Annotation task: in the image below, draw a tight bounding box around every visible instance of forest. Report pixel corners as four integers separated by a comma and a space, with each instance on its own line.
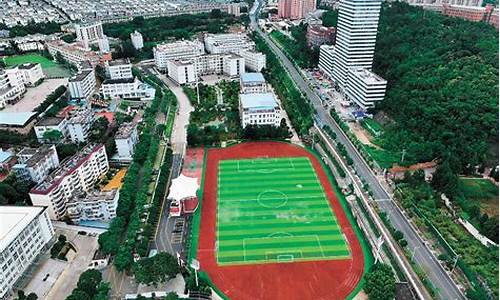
373, 2, 498, 180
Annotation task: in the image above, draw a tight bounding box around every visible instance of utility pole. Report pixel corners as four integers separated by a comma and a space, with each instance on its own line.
401, 148, 406, 163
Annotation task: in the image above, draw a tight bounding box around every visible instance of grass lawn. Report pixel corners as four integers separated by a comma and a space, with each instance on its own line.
459, 178, 499, 217
361, 118, 384, 137
4, 54, 72, 78
363, 145, 400, 169
216, 157, 350, 265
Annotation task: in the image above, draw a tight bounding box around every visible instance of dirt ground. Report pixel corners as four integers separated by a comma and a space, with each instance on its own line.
3, 78, 68, 113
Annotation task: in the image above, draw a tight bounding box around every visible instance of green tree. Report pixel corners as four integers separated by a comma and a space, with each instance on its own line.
43, 129, 63, 143
133, 253, 179, 286
77, 270, 102, 296
364, 263, 396, 300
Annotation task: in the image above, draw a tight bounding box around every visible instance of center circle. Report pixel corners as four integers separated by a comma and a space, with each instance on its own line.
257, 190, 288, 208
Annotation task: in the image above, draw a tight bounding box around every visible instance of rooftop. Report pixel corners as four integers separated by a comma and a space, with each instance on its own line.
0, 206, 45, 253
115, 122, 137, 139
350, 67, 387, 84
18, 63, 39, 69
103, 77, 135, 84
0, 150, 13, 163
70, 70, 93, 82
240, 93, 278, 109
0, 112, 37, 126
241, 72, 265, 83
36, 117, 65, 127
17, 145, 57, 168
108, 59, 131, 66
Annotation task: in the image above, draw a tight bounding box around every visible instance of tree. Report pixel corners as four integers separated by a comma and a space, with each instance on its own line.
56, 143, 78, 160
89, 117, 110, 143
77, 270, 102, 296
26, 293, 38, 300
43, 129, 63, 143
133, 253, 179, 286
432, 159, 459, 197
364, 263, 396, 300
65, 289, 92, 300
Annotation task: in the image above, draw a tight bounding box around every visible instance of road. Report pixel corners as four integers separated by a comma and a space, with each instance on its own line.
250, 3, 463, 300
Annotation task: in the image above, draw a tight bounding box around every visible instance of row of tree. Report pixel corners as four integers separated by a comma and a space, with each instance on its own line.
66, 270, 109, 300
33, 85, 67, 114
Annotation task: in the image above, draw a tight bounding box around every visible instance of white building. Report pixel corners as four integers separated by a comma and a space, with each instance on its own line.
239, 93, 281, 127
345, 67, 387, 110
68, 69, 96, 100
153, 40, 205, 72
114, 122, 138, 160
331, 0, 382, 89
67, 108, 95, 143
106, 59, 133, 80
17, 63, 44, 86
34, 117, 68, 143
130, 31, 144, 50
13, 145, 60, 183
46, 40, 100, 67
97, 36, 110, 53
240, 72, 267, 94
101, 78, 156, 101
240, 50, 266, 72
0, 206, 55, 299
167, 54, 245, 85
204, 33, 255, 54
75, 22, 105, 48
29, 144, 109, 220
319, 45, 335, 79
66, 189, 119, 224
0, 68, 26, 108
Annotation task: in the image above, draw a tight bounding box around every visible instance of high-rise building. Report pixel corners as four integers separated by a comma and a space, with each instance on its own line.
153, 40, 205, 72
345, 67, 387, 110
130, 31, 144, 50
0, 206, 55, 299
318, 45, 335, 79
278, 0, 317, 20
13, 145, 60, 183
75, 22, 105, 49
331, 0, 382, 89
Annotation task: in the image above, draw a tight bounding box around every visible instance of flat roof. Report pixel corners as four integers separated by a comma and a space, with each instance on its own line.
103, 78, 135, 84
0, 112, 37, 126
0, 206, 45, 253
70, 70, 93, 82
349, 67, 387, 84
240, 93, 278, 109
0, 150, 13, 163
36, 117, 64, 126
241, 72, 265, 83
18, 63, 39, 69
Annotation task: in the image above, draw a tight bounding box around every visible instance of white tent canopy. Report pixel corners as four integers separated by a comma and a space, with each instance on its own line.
167, 174, 199, 201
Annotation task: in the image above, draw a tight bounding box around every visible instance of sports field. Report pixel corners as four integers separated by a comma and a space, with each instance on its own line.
4, 54, 71, 78
216, 157, 350, 265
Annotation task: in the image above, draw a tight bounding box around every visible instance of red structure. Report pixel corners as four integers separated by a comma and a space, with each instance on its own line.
442, 3, 499, 29
197, 142, 365, 300
278, 0, 317, 19
306, 24, 336, 48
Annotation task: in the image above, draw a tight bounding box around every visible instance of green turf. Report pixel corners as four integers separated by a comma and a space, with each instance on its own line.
216, 157, 350, 265
4, 54, 71, 78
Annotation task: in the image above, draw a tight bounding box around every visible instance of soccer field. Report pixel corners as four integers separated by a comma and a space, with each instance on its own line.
216, 156, 350, 265
4, 54, 71, 78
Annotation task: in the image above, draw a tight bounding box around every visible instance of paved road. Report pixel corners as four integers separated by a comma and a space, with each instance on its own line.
250, 4, 463, 300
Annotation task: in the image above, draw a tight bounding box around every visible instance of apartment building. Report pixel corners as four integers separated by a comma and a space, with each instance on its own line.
345, 67, 387, 110
46, 40, 100, 67
34, 117, 68, 143
68, 69, 96, 100
66, 189, 119, 224
153, 40, 205, 72
106, 59, 133, 80
240, 50, 266, 72
240, 72, 267, 94
306, 25, 336, 48
29, 144, 109, 220
13, 145, 60, 183
167, 54, 245, 85
17, 63, 45, 86
67, 108, 95, 143
130, 31, 144, 50
239, 93, 281, 127
0, 206, 54, 299
278, 0, 317, 19
204, 33, 255, 54
115, 122, 139, 160
404, 0, 482, 7
0, 68, 26, 108
318, 45, 335, 79
101, 77, 156, 101
75, 22, 105, 48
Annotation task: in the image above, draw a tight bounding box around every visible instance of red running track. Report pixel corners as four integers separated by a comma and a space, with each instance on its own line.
197, 142, 364, 300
